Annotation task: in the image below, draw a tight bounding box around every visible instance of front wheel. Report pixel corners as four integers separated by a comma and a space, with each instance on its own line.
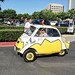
58, 50, 66, 56
23, 50, 36, 62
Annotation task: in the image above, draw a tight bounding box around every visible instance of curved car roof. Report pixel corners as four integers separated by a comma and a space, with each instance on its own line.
31, 24, 58, 30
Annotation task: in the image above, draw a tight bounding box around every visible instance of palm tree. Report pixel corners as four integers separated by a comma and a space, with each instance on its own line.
0, 0, 4, 10
0, 0, 4, 2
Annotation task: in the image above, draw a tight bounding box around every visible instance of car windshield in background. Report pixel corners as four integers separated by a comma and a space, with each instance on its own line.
25, 26, 36, 36
55, 21, 69, 27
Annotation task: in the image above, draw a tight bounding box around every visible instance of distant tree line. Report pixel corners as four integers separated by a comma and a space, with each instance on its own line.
0, 9, 75, 21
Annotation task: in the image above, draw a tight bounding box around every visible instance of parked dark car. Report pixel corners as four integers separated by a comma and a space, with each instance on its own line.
32, 19, 50, 25
55, 21, 69, 27
32, 19, 40, 24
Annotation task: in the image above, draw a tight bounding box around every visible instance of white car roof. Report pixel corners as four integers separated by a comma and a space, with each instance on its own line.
31, 24, 58, 30
31, 24, 61, 36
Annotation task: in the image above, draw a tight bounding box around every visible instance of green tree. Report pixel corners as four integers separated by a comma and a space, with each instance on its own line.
32, 11, 40, 19
0, 11, 3, 18
68, 9, 75, 19
3, 9, 17, 19
23, 13, 31, 19
32, 10, 60, 21
56, 12, 69, 20
16, 13, 31, 20
16, 14, 23, 20
39, 10, 57, 20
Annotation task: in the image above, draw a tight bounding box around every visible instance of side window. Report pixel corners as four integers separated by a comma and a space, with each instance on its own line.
30, 26, 36, 33
25, 26, 36, 36
47, 28, 60, 37
35, 28, 49, 37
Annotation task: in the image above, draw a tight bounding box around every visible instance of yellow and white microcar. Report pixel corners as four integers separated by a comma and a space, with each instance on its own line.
14, 25, 70, 62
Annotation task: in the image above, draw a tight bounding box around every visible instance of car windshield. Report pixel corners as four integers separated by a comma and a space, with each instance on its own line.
24, 26, 36, 36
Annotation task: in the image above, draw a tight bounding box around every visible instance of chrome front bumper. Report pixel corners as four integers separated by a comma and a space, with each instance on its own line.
14, 46, 21, 54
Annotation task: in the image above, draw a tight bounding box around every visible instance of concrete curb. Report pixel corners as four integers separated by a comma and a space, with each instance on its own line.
0, 42, 16, 47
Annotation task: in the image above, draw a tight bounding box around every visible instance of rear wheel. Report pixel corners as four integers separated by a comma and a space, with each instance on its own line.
58, 50, 66, 56
23, 49, 36, 62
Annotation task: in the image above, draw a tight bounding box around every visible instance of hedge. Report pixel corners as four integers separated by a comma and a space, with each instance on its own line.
57, 27, 67, 34
0, 26, 74, 42
0, 26, 24, 30
0, 31, 24, 42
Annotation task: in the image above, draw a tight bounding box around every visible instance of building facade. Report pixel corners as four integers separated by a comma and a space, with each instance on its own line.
68, 0, 75, 10
45, 3, 64, 13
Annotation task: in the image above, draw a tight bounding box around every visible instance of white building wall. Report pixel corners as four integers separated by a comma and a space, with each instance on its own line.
45, 3, 64, 13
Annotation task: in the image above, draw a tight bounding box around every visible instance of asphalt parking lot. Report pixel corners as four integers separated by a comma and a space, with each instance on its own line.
0, 41, 75, 75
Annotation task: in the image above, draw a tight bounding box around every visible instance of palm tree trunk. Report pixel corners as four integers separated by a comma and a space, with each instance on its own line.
0, 0, 4, 11
0, 0, 4, 2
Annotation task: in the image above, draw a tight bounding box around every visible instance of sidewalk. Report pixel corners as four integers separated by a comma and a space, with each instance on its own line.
62, 34, 75, 42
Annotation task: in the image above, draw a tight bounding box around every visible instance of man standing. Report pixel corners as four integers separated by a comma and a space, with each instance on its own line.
20, 17, 24, 25
24, 18, 33, 35
24, 18, 32, 29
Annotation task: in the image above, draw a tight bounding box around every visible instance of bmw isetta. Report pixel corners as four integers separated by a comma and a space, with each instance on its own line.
14, 25, 70, 62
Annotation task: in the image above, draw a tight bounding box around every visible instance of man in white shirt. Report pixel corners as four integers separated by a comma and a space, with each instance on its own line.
24, 18, 32, 29
24, 18, 33, 35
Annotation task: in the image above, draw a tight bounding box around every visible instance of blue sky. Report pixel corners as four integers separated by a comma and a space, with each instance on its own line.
1, 0, 68, 14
